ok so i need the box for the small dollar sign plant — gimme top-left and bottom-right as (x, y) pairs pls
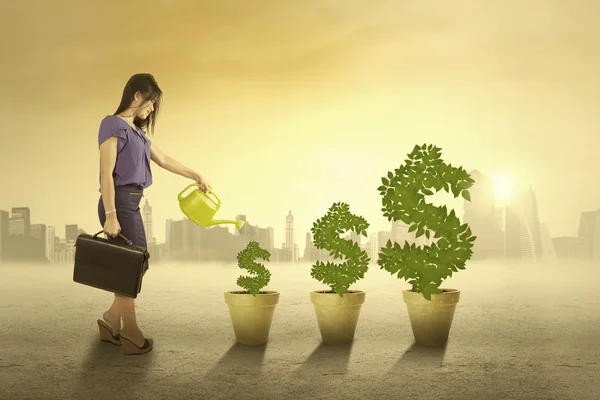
(377, 144), (477, 300)
(311, 202), (371, 296)
(236, 241), (272, 296)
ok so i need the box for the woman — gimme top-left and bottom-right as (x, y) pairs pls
(96, 73), (210, 355)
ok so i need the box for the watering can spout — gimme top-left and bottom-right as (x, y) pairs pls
(208, 219), (245, 231)
(177, 183), (243, 230)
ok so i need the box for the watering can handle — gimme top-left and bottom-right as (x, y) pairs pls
(207, 189), (221, 207)
(177, 183), (221, 207)
(177, 183), (198, 202)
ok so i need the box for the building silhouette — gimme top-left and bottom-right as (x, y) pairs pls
(551, 209), (600, 260)
(142, 198), (154, 244)
(369, 232), (378, 263)
(1, 208), (46, 262)
(65, 224), (78, 244)
(302, 231), (334, 263)
(576, 210), (600, 259)
(141, 198), (161, 261)
(462, 170), (503, 259)
(46, 226), (56, 262)
(504, 184), (542, 262)
(552, 236), (589, 259)
(538, 223), (557, 262)
(0, 210), (8, 262)
(167, 217), (245, 262)
(9, 207), (30, 236)
(281, 210), (299, 262)
(236, 215), (275, 255)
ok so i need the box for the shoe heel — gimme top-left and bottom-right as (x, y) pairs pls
(97, 320), (121, 346)
(120, 335), (153, 356)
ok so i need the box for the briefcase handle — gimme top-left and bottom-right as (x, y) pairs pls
(93, 230), (133, 245)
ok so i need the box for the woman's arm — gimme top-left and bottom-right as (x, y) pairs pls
(151, 144), (210, 191)
(151, 144), (198, 180)
(99, 137), (119, 220)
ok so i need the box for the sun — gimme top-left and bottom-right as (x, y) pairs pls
(490, 173), (516, 201)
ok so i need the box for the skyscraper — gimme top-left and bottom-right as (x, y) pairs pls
(462, 169), (503, 259)
(0, 210), (8, 261)
(505, 184), (542, 262)
(9, 207), (31, 236)
(303, 232), (312, 261)
(282, 210), (299, 262)
(577, 209), (600, 259)
(65, 224), (78, 244)
(142, 198), (153, 243)
(10, 207), (30, 236)
(391, 221), (411, 245)
(46, 226), (56, 262)
(31, 224), (46, 241)
(538, 223), (557, 262)
(165, 219), (173, 254)
(369, 232), (378, 263)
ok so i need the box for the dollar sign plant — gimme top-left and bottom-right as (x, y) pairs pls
(236, 241), (272, 296)
(311, 202), (371, 296)
(377, 144), (477, 300)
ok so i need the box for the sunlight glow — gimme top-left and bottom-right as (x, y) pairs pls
(491, 173), (516, 201)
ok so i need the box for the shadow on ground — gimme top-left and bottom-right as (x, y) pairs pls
(75, 335), (154, 397)
(205, 343), (267, 377)
(295, 342), (354, 376)
(385, 342), (448, 376)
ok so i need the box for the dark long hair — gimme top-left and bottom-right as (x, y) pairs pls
(113, 73), (163, 135)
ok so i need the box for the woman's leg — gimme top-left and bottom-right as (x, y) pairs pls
(98, 196), (122, 334)
(112, 189), (150, 347)
(102, 295), (121, 335)
(116, 295), (146, 346)
(102, 294), (145, 345)
(97, 191), (148, 344)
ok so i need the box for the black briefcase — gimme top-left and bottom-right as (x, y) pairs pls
(73, 230), (149, 298)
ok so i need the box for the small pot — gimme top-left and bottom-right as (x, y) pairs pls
(224, 290), (280, 345)
(310, 290), (365, 344)
(403, 288), (460, 346)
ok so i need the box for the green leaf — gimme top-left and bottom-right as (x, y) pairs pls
(461, 190), (471, 201)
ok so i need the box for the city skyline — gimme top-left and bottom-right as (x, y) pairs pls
(0, 169), (588, 254)
(2, 167), (599, 263)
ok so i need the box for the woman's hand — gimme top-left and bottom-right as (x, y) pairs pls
(103, 214), (121, 238)
(192, 172), (211, 193)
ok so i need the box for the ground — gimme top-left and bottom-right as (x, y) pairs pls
(0, 259), (598, 400)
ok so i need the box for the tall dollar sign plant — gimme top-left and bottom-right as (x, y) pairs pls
(377, 144), (477, 300)
(311, 202), (371, 296)
(236, 241), (272, 296)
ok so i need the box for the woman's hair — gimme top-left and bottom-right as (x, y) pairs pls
(114, 73), (163, 134)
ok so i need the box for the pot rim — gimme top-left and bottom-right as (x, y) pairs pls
(225, 290), (279, 295)
(403, 288), (459, 293)
(310, 289), (365, 294)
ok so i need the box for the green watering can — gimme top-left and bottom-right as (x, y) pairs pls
(177, 183), (244, 230)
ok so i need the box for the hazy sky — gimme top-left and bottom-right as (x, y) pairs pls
(1, 0), (599, 250)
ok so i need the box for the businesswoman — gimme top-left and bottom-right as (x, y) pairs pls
(96, 73), (210, 355)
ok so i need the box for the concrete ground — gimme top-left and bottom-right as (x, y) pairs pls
(0, 259), (598, 400)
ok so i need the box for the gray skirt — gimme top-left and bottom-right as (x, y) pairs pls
(98, 184), (149, 279)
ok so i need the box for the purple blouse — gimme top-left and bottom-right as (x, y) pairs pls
(97, 115), (153, 190)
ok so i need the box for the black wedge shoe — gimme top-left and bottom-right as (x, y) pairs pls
(120, 335), (153, 355)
